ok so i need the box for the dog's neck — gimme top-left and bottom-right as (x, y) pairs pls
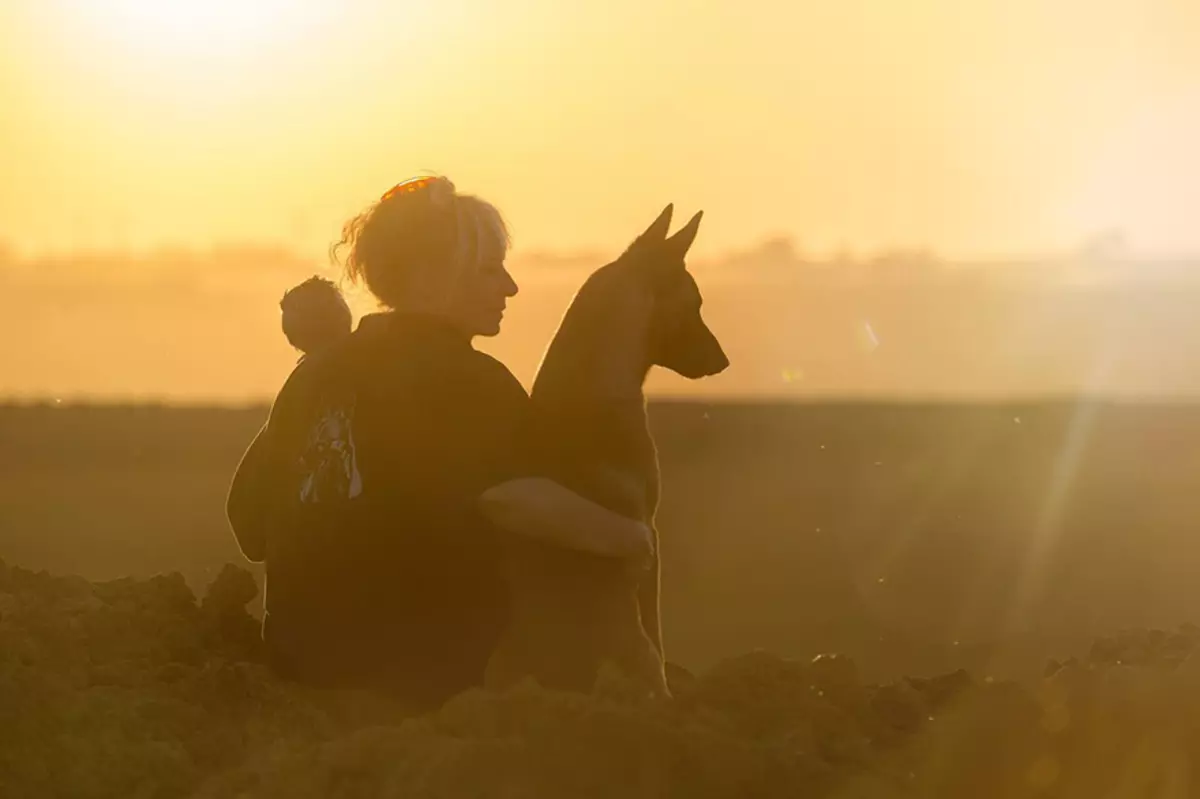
(533, 329), (652, 408)
(532, 275), (654, 409)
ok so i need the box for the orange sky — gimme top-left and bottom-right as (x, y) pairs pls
(3, 0), (1200, 262)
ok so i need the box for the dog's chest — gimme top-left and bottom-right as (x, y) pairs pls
(533, 402), (660, 521)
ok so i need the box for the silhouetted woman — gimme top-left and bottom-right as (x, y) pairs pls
(225, 176), (650, 711)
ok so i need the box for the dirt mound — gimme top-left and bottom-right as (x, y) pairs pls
(4, 558), (1200, 798)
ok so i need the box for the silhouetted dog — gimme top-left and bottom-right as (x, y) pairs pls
(481, 204), (729, 696)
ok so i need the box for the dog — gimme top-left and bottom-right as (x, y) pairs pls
(480, 204), (729, 697)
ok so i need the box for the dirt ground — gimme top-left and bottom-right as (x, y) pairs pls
(4, 560), (1200, 798)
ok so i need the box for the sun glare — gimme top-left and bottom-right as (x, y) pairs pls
(69, 0), (331, 58)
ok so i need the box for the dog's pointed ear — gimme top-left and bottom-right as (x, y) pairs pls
(637, 204), (674, 246)
(665, 210), (703, 260)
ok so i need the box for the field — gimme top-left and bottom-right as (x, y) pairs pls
(5, 398), (1200, 678)
(4, 398), (1200, 796)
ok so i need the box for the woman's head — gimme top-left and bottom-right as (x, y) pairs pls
(331, 175), (518, 338)
(280, 276), (353, 355)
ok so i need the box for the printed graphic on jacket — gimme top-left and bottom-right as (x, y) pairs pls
(297, 393), (363, 504)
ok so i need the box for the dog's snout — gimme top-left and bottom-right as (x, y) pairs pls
(697, 347), (730, 378)
(711, 349), (730, 375)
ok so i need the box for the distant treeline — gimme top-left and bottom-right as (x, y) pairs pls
(4, 233), (1199, 290)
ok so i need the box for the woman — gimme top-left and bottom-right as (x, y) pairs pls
(226, 175), (652, 710)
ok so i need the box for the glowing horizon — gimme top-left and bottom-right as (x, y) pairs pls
(3, 0), (1200, 261)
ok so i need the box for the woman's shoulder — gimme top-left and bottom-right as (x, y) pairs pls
(267, 330), (366, 415)
(467, 350), (528, 399)
(333, 319), (529, 411)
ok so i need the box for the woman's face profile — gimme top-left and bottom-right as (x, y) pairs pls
(445, 232), (519, 338)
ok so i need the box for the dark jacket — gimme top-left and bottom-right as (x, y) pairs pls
(226, 312), (534, 708)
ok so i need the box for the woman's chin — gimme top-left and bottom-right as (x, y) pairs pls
(470, 324), (499, 339)
(475, 314), (504, 338)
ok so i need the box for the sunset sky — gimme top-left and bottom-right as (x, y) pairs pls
(3, 0), (1200, 261)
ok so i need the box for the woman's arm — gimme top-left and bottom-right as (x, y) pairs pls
(469, 359), (654, 562)
(225, 421), (271, 564)
(479, 477), (654, 561)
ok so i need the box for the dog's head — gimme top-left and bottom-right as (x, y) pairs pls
(615, 204), (729, 380)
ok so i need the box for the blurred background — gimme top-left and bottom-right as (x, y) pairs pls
(3, 0), (1200, 401)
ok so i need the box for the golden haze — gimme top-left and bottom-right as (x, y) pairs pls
(2, 0), (1200, 400)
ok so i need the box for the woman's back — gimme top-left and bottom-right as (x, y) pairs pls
(259, 312), (529, 704)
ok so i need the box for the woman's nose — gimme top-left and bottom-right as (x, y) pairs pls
(503, 269), (519, 297)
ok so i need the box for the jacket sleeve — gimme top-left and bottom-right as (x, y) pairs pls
(470, 364), (656, 562)
(225, 420), (271, 563)
(224, 356), (322, 565)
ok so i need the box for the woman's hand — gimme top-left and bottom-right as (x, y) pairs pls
(479, 477), (653, 561)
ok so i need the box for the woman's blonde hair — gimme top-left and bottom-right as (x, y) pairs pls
(330, 175), (510, 310)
